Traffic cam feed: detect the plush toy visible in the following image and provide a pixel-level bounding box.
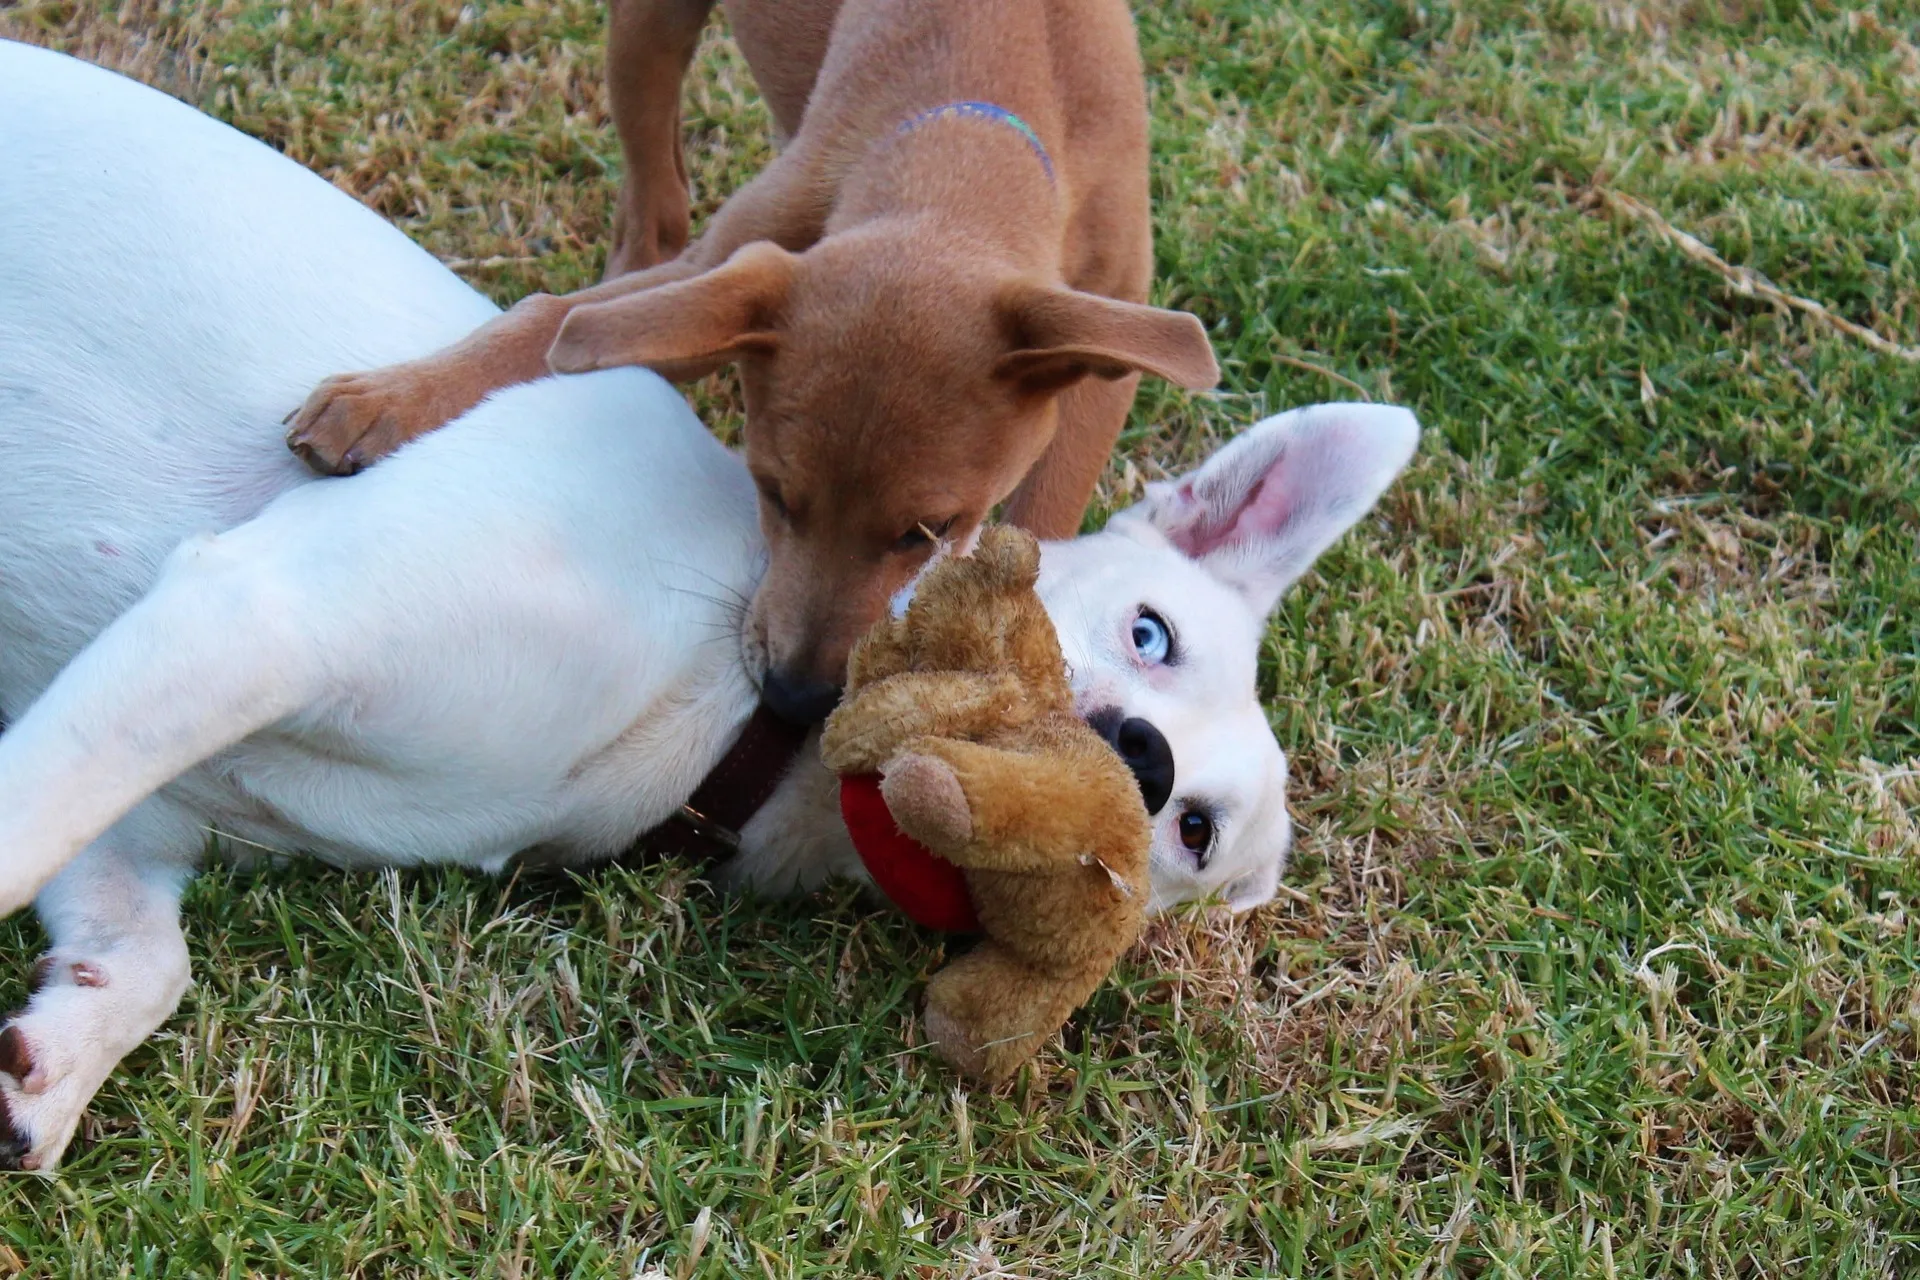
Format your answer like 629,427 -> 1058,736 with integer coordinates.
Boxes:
821,526 -> 1152,1083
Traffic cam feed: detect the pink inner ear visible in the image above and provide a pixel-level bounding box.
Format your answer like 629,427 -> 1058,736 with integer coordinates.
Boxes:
1169,470 -> 1292,560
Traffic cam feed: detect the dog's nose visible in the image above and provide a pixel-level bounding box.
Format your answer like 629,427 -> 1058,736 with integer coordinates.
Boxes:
1086,708 -> 1175,815
762,669 -> 843,726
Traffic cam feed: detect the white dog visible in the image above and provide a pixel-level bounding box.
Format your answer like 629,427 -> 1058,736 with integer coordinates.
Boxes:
0,41 -> 1418,1172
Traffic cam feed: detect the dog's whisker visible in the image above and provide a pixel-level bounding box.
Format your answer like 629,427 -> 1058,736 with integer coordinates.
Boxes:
661,562 -> 756,612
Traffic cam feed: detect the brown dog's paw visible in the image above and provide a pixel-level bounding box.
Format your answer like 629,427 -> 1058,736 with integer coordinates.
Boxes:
880,752 -> 973,854
284,366 -> 451,475
604,190 -> 691,280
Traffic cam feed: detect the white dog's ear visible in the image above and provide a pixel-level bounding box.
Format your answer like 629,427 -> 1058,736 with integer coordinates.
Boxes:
1125,402 -> 1419,617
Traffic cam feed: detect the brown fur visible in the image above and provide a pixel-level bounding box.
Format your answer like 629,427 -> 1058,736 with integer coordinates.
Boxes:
283,0 -> 1218,700
820,528 -> 1151,1083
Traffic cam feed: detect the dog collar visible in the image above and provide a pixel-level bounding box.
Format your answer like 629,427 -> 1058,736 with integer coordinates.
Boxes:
895,101 -> 1055,185
630,704 -> 811,863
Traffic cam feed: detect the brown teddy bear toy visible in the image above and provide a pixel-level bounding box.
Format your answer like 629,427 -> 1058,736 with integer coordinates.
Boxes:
821,526 -> 1152,1083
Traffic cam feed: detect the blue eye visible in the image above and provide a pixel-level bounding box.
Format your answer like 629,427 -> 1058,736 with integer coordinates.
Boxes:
1131,609 -> 1172,664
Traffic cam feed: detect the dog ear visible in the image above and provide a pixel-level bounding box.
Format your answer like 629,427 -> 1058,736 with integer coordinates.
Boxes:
547,241 -> 796,376
994,283 -> 1220,394
1122,403 -> 1420,617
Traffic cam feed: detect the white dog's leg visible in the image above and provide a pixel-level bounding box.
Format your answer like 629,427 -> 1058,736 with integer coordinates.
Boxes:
0,801 -> 198,1173
0,531 -> 323,916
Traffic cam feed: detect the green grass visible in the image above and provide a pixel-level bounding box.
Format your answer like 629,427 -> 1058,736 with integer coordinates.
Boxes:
3,0 -> 1919,1274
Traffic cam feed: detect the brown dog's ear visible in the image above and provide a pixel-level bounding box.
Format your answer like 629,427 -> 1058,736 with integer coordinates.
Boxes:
994,282 -> 1220,395
547,241 -> 796,376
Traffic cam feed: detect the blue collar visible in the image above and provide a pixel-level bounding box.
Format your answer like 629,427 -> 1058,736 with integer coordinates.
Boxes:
895,101 -> 1055,184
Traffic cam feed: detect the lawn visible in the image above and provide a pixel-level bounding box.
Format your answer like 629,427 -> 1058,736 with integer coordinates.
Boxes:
2,0 -> 1918,1275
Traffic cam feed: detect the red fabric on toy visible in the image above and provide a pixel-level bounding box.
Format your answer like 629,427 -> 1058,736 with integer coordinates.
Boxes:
840,774 -> 981,933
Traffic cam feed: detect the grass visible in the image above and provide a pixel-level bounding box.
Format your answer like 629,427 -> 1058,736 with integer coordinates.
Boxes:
2,0 -> 1918,1274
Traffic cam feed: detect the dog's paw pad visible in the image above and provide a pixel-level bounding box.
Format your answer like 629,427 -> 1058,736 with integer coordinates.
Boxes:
0,1024 -> 32,1083
0,1022 -> 48,1097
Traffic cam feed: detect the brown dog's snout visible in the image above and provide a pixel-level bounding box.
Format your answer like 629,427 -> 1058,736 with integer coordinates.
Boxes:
753,583 -> 861,724
752,531 -> 912,725
762,667 -> 844,726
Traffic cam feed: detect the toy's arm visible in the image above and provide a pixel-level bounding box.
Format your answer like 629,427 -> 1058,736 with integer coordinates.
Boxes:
879,729 -> 1149,882
820,671 -> 1031,775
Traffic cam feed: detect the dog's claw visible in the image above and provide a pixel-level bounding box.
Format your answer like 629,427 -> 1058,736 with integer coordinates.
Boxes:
284,363 -> 462,476
285,374 -> 381,475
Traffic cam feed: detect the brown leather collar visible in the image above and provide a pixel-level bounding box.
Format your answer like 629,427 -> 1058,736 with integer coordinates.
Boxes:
631,704 -> 812,863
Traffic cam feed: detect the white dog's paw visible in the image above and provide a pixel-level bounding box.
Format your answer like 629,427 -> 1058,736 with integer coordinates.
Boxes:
0,1025 -> 75,1174
0,960 -> 118,1173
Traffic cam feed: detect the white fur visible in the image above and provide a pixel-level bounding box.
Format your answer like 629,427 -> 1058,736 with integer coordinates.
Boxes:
0,41 -> 1417,1171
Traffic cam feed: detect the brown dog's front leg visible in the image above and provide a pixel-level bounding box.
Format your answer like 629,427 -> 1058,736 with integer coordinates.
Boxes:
285,292 -> 570,475
605,0 -> 718,278
288,137 -> 827,476
284,258 -> 705,476
1002,373 -> 1140,538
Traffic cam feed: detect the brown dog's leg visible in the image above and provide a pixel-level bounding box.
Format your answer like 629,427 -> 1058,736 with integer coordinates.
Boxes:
1001,373 -> 1141,538
721,0 -> 840,140
286,151 -> 830,476
605,0 -> 716,279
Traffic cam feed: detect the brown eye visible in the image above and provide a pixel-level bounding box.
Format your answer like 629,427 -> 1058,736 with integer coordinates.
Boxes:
896,517 -> 955,551
1178,810 -> 1214,864
759,486 -> 790,522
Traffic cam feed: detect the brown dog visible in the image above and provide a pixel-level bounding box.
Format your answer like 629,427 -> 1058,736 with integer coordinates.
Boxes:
285,0 -> 1219,723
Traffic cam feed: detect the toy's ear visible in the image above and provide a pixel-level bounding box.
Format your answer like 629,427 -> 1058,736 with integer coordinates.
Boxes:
967,526 -> 1041,589
547,240 -> 795,377
1119,403 -> 1420,618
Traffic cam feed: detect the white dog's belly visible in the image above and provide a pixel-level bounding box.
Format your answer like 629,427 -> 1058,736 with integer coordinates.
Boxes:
0,42 -> 769,876
128,372 -> 767,873
0,40 -> 496,722
163,679 -> 746,873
